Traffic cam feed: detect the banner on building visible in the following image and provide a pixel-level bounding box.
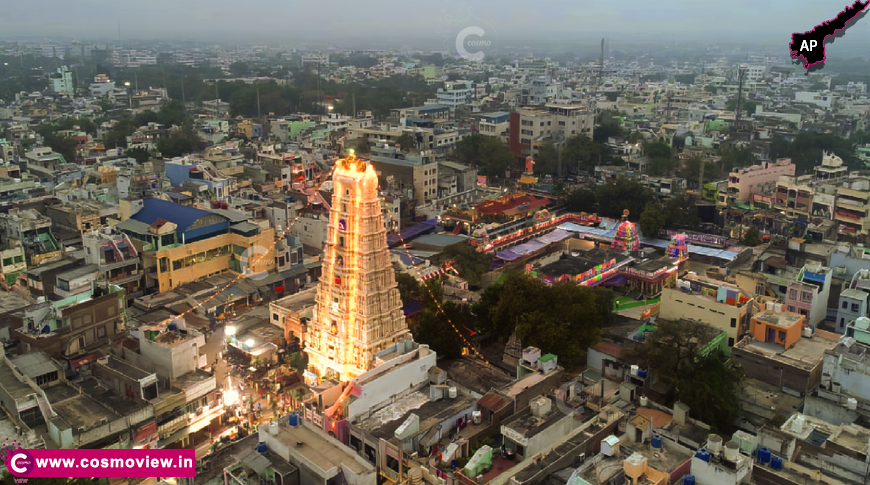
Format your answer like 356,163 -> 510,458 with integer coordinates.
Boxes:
477,176 -> 487,187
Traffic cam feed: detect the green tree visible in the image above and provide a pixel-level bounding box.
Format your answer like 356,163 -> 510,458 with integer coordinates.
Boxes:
675,73 -> 696,85
395,271 -> 421,304
395,133 -> 417,151
473,272 -> 613,363
125,146 -> 151,164
741,226 -> 762,246
664,193 -> 699,231
725,99 -> 758,117
639,204 -> 667,239
562,134 -> 605,173
621,319 -> 743,434
535,141 -> 560,176
452,134 -> 518,177
593,121 -> 624,144
442,242 -> 493,288
594,176 -> 656,219
229,61 -> 251,77
565,189 -> 596,213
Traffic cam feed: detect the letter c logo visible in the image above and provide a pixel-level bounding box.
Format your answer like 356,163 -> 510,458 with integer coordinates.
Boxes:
9,454 -> 27,474
456,26 -> 486,61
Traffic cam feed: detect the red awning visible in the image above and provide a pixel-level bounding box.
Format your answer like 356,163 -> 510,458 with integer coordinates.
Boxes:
71,354 -> 97,368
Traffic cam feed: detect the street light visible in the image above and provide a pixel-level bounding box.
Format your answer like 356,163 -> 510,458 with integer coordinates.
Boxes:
124,82 -> 132,109
246,339 -> 255,349
226,326 -> 236,336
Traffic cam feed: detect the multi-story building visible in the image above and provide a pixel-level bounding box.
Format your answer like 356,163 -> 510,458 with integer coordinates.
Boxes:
366,148 -> 438,206
477,111 -> 510,141
306,153 -> 410,380
660,273 -> 754,351
82,229 -> 145,304
721,159 -> 795,206
117,198 -> 275,293
833,177 -> 870,234
508,103 -> 594,158
0,209 -> 63,266
12,283 -> 125,359
785,262 -> 832,327
0,240 -> 26,286
49,66 -> 74,96
432,81 -> 474,109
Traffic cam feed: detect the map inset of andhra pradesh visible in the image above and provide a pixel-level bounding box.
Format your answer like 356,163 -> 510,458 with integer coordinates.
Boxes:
790,0 -> 869,68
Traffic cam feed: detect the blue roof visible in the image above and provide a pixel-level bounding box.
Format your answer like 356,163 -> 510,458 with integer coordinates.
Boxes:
131,198 -> 216,234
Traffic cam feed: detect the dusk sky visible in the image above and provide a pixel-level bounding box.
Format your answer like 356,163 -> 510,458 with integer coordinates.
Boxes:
3,0 -> 869,51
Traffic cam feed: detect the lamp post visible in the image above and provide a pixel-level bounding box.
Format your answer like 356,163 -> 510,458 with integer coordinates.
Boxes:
124,81 -> 131,109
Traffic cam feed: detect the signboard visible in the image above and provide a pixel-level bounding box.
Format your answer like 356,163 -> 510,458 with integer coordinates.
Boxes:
477,175 -> 487,187
338,219 -> 347,231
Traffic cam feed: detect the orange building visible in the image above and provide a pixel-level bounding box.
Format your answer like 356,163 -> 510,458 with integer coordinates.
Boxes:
750,304 -> 805,350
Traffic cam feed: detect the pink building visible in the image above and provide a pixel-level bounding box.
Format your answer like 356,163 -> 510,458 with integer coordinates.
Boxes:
722,158 -> 795,205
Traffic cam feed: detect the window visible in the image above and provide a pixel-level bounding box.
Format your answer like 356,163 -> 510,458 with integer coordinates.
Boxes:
36,371 -> 58,386
852,303 -> 860,312
840,318 -> 845,328
96,325 -> 106,339
273,313 -> 279,321
730,318 -> 737,328
788,305 -> 795,312
789,289 -> 797,300
778,331 -> 786,342
801,291 -> 813,303
339,237 -> 344,248
843,301 -> 849,309
728,337 -> 735,347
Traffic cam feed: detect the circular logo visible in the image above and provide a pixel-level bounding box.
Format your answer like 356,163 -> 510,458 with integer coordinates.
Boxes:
555,381 -> 586,418
438,8 -> 499,61
7,450 -> 34,477
238,245 -> 270,281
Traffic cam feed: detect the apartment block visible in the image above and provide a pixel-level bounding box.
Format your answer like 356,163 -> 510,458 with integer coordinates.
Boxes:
660,273 -> 753,351
785,262 -> 832,327
721,159 -> 795,206
508,103 -> 594,158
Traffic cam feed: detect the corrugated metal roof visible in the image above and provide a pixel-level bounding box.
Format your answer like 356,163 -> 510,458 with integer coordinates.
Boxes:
130,198 -> 215,234
478,391 -> 511,412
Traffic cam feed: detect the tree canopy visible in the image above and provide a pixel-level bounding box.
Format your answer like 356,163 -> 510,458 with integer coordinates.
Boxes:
621,319 -> 743,434
452,134 -> 518,177
594,176 -> 656,220
441,242 -> 493,288
769,132 -> 859,174
474,272 -> 613,363
639,204 -> 667,239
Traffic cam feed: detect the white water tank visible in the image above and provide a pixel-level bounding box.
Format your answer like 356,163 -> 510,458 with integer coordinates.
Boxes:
724,441 -> 740,462
775,304 -> 783,313
631,365 -> 640,376
766,301 -> 775,311
269,422 -> 279,435
833,382 -> 842,393
847,398 -> 858,410
803,326 -> 813,338
472,411 -> 482,425
791,415 -> 806,433
707,434 -> 723,454
639,396 -> 649,407
448,387 -> 457,399
856,317 -> 870,330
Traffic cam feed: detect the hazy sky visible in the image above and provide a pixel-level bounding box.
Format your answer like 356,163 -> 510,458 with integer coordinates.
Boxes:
3,0 -> 870,50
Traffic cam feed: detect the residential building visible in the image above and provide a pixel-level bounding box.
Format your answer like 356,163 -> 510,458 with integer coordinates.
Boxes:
12,283 -> 125,359
432,81 -> 474,109
0,240 -> 26,286
785,262 -> 832,327
732,305 -> 839,395
306,153 -> 410,380
508,103 -> 594,158
252,417 -> 376,485
0,209 -> 63,266
367,148 -> 438,206
477,111 -> 510,140
835,269 -> 870,333
721,159 -> 795,206
659,273 -> 753,351
82,229 -> 145,304
116,198 -> 275,293
49,66 -> 74,96
833,177 -> 870,234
